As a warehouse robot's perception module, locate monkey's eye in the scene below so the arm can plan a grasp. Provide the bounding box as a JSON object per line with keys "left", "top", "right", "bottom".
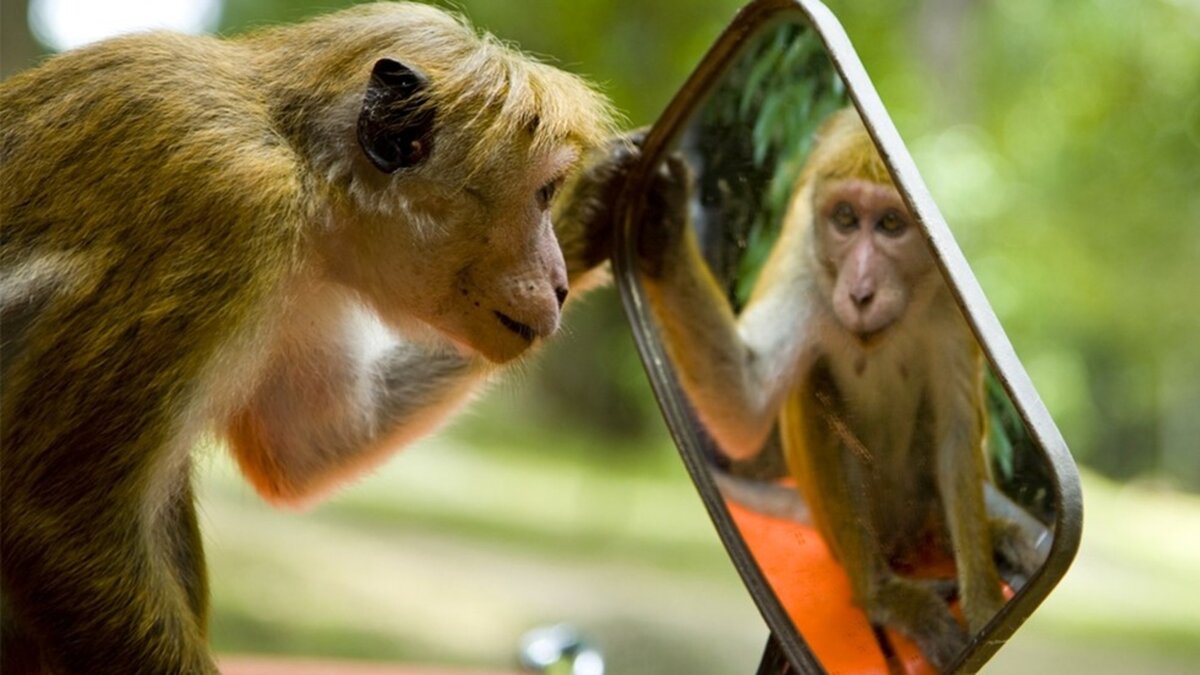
{"left": 831, "top": 201, "right": 858, "bottom": 232}
{"left": 537, "top": 178, "right": 564, "bottom": 210}
{"left": 877, "top": 210, "right": 908, "bottom": 236}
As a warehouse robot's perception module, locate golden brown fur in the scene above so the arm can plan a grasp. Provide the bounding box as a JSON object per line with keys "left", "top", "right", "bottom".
{"left": 1, "top": 4, "right": 623, "bottom": 673}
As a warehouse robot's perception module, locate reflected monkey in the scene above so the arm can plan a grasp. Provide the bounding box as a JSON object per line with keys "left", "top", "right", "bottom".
{"left": 639, "top": 108, "right": 1040, "bottom": 671}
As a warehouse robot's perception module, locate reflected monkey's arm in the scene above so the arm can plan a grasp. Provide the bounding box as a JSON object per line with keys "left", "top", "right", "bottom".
{"left": 929, "top": 314, "right": 1008, "bottom": 635}
{"left": 638, "top": 157, "right": 814, "bottom": 460}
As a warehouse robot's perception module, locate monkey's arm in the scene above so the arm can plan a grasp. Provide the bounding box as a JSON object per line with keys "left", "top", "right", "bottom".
{"left": 227, "top": 285, "right": 493, "bottom": 506}
{"left": 930, "top": 320, "right": 1007, "bottom": 634}
{"left": 554, "top": 130, "right": 645, "bottom": 294}
{"left": 639, "top": 159, "right": 813, "bottom": 460}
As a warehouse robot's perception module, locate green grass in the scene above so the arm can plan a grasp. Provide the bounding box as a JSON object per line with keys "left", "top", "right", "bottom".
{"left": 199, "top": 432, "right": 1200, "bottom": 674}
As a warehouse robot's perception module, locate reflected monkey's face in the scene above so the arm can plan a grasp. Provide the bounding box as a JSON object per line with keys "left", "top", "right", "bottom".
{"left": 813, "top": 177, "right": 934, "bottom": 342}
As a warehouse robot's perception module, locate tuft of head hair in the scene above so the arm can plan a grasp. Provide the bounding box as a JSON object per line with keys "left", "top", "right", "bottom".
{"left": 429, "top": 28, "right": 620, "bottom": 169}
{"left": 254, "top": 2, "right": 620, "bottom": 176}
{"left": 799, "top": 107, "right": 893, "bottom": 187}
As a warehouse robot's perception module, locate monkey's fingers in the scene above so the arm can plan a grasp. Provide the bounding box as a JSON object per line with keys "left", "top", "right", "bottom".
{"left": 635, "top": 154, "right": 693, "bottom": 278}
{"left": 555, "top": 130, "right": 651, "bottom": 278}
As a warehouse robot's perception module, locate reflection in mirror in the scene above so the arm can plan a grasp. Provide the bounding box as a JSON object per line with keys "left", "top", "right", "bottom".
{"left": 632, "top": 18, "right": 1056, "bottom": 675}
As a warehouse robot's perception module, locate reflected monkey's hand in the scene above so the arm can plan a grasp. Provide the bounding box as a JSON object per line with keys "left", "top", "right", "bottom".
{"left": 555, "top": 128, "right": 648, "bottom": 286}
{"left": 636, "top": 153, "right": 693, "bottom": 279}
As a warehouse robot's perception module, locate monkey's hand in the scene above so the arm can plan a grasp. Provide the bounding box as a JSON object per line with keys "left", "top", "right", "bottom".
{"left": 868, "top": 575, "right": 969, "bottom": 672}
{"left": 555, "top": 130, "right": 647, "bottom": 290}
{"left": 636, "top": 152, "right": 693, "bottom": 280}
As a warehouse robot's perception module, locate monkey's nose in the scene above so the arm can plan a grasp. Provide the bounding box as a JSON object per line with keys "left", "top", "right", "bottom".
{"left": 851, "top": 287, "right": 875, "bottom": 308}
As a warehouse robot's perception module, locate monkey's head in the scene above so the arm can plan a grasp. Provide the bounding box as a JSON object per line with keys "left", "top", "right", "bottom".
{"left": 295, "top": 5, "right": 616, "bottom": 363}
{"left": 800, "top": 109, "right": 936, "bottom": 343}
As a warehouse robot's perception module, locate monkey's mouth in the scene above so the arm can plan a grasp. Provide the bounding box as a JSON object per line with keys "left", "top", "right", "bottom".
{"left": 844, "top": 308, "right": 901, "bottom": 347}
{"left": 852, "top": 323, "right": 893, "bottom": 348}
{"left": 494, "top": 311, "right": 536, "bottom": 343}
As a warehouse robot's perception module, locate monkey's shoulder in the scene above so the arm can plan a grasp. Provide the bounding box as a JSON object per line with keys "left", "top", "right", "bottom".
{"left": 1, "top": 35, "right": 310, "bottom": 253}
{"left": 2, "top": 32, "right": 262, "bottom": 123}
{"left": 0, "top": 33, "right": 292, "bottom": 184}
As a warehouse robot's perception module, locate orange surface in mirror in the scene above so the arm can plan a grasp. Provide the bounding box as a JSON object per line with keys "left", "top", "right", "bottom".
{"left": 727, "top": 494, "right": 935, "bottom": 675}
{"left": 728, "top": 491, "right": 1017, "bottom": 673}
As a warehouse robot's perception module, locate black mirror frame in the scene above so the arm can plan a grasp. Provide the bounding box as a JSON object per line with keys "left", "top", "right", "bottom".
{"left": 611, "top": 0, "right": 1084, "bottom": 672}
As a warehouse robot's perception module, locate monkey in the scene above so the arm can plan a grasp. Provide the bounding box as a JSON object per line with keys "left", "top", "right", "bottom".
{"left": 636, "top": 108, "right": 1047, "bottom": 672}
{"left": 0, "top": 3, "right": 635, "bottom": 673}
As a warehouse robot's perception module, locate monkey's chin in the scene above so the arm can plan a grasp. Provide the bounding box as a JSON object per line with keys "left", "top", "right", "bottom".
{"left": 836, "top": 305, "right": 894, "bottom": 347}
{"left": 453, "top": 333, "right": 536, "bottom": 364}
{"left": 848, "top": 322, "right": 896, "bottom": 348}
{"left": 426, "top": 318, "right": 536, "bottom": 364}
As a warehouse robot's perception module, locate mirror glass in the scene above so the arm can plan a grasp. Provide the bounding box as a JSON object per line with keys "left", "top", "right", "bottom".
{"left": 624, "top": 13, "right": 1058, "bottom": 674}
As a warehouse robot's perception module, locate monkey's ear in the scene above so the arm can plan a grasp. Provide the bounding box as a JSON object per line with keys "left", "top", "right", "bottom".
{"left": 357, "top": 58, "right": 437, "bottom": 174}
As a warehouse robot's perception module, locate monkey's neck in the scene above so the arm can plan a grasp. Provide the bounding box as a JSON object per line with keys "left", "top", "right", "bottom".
{"left": 820, "top": 312, "right": 929, "bottom": 454}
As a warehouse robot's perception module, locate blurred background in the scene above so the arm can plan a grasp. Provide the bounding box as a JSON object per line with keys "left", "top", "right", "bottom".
{"left": 3, "top": 0, "right": 1197, "bottom": 672}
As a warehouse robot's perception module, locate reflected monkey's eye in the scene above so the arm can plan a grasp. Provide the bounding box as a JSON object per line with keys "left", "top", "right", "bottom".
{"left": 877, "top": 209, "right": 907, "bottom": 235}
{"left": 537, "top": 178, "right": 563, "bottom": 210}
{"left": 831, "top": 201, "right": 857, "bottom": 231}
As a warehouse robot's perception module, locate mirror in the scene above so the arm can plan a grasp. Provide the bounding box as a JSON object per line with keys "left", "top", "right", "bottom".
{"left": 613, "top": 1, "right": 1082, "bottom": 673}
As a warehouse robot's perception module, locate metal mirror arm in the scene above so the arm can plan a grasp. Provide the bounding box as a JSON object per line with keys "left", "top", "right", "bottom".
{"left": 756, "top": 634, "right": 796, "bottom": 675}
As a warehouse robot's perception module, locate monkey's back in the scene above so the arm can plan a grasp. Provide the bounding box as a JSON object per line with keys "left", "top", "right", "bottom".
{"left": 0, "top": 31, "right": 306, "bottom": 250}
{"left": 0, "top": 32, "right": 307, "bottom": 501}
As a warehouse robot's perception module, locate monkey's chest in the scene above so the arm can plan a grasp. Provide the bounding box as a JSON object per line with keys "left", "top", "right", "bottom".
{"left": 837, "top": 361, "right": 944, "bottom": 550}
{"left": 837, "top": 359, "right": 925, "bottom": 460}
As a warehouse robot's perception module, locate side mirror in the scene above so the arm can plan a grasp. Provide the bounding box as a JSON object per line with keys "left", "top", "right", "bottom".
{"left": 612, "top": 0, "right": 1083, "bottom": 672}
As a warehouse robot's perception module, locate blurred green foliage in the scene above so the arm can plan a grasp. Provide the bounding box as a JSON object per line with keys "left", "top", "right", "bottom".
{"left": 453, "top": 0, "right": 1200, "bottom": 490}
{"left": 429, "top": 0, "right": 1200, "bottom": 491}
{"left": 11, "top": 0, "right": 1193, "bottom": 484}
